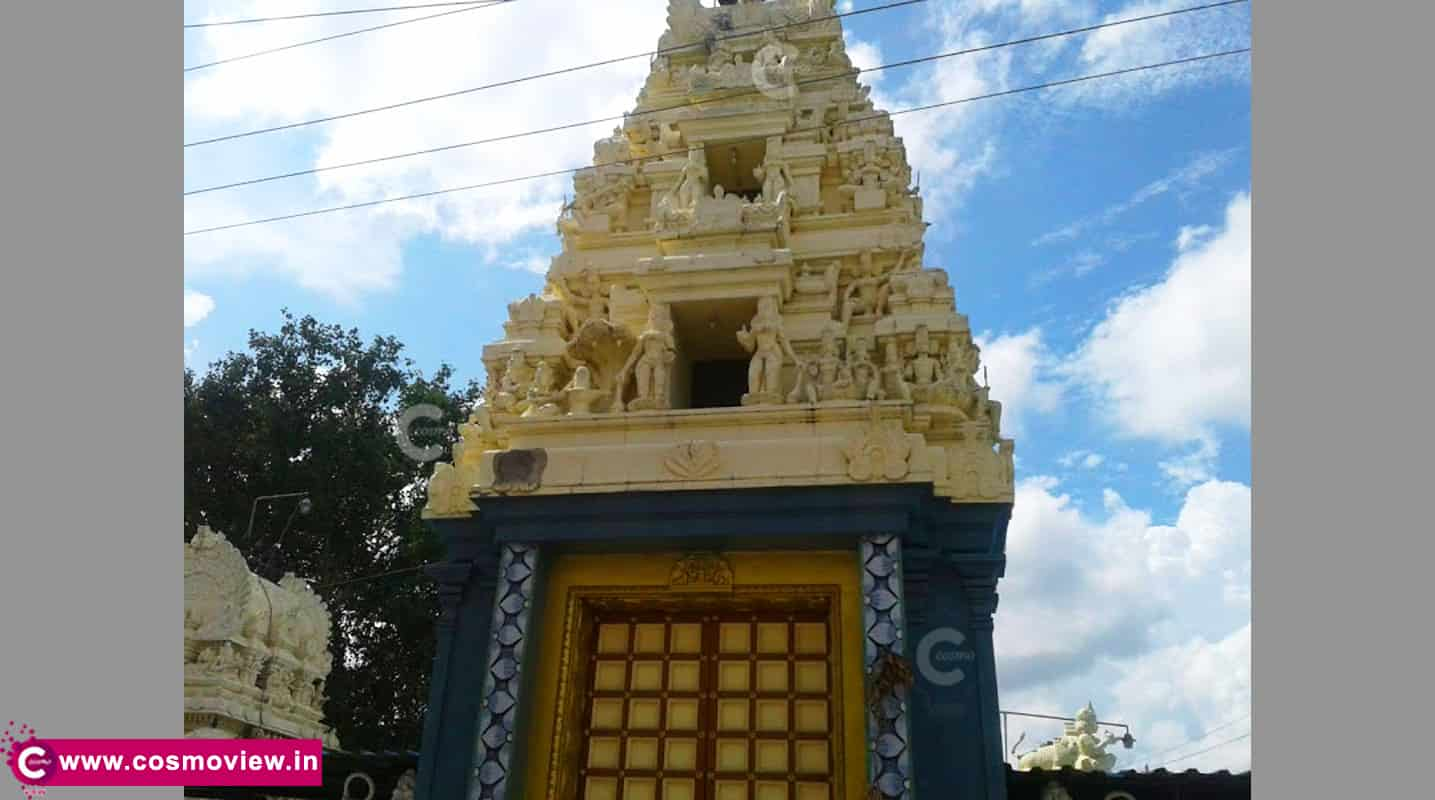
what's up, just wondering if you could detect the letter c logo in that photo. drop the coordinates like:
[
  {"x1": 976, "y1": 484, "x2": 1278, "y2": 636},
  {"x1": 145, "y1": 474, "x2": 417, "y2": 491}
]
[
  {"x1": 916, "y1": 627, "x2": 968, "y2": 687},
  {"x1": 15, "y1": 743, "x2": 57, "y2": 784}
]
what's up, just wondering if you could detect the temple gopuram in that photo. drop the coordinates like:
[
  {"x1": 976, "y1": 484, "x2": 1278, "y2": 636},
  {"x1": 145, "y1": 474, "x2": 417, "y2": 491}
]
[{"x1": 418, "y1": 1, "x2": 1019, "y2": 799}]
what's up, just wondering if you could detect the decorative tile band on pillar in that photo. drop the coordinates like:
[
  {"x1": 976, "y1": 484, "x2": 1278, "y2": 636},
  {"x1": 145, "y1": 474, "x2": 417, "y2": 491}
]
[
  {"x1": 467, "y1": 543, "x2": 540, "y2": 800},
  {"x1": 861, "y1": 534, "x2": 914, "y2": 800}
]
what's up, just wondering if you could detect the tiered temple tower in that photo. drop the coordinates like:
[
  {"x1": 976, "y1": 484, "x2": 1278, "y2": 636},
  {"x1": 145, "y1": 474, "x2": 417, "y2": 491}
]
[{"x1": 418, "y1": 2, "x2": 1015, "y2": 798}]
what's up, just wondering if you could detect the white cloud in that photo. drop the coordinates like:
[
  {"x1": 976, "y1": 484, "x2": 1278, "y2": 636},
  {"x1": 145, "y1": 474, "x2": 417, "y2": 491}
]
[
  {"x1": 182, "y1": 0, "x2": 1248, "y2": 302},
  {"x1": 1066, "y1": 191, "x2": 1250, "y2": 445},
  {"x1": 184, "y1": 0, "x2": 669, "y2": 302},
  {"x1": 183, "y1": 289, "x2": 216, "y2": 327},
  {"x1": 1109, "y1": 623, "x2": 1251, "y2": 771},
  {"x1": 1034, "y1": 148, "x2": 1238, "y2": 246},
  {"x1": 1158, "y1": 436, "x2": 1221, "y2": 489},
  {"x1": 995, "y1": 476, "x2": 1251, "y2": 771},
  {"x1": 1057, "y1": 449, "x2": 1106, "y2": 470},
  {"x1": 865, "y1": 0, "x2": 1246, "y2": 235},
  {"x1": 1072, "y1": 0, "x2": 1252, "y2": 106},
  {"x1": 974, "y1": 328, "x2": 1065, "y2": 438}
]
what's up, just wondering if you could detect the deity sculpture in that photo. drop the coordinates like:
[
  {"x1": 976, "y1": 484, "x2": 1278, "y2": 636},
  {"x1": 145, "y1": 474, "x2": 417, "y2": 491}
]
[
  {"x1": 521, "y1": 359, "x2": 565, "y2": 418},
  {"x1": 754, "y1": 148, "x2": 794, "y2": 205},
  {"x1": 687, "y1": 41, "x2": 746, "y2": 90},
  {"x1": 839, "y1": 137, "x2": 904, "y2": 211},
  {"x1": 945, "y1": 339, "x2": 1003, "y2": 432},
  {"x1": 491, "y1": 350, "x2": 534, "y2": 413},
  {"x1": 840, "y1": 248, "x2": 891, "y2": 325},
  {"x1": 752, "y1": 33, "x2": 798, "y2": 100},
  {"x1": 905, "y1": 325, "x2": 950, "y2": 403},
  {"x1": 736, "y1": 295, "x2": 803, "y2": 405},
  {"x1": 657, "y1": 147, "x2": 709, "y2": 227},
  {"x1": 879, "y1": 337, "x2": 913, "y2": 402},
  {"x1": 815, "y1": 323, "x2": 855, "y2": 401},
  {"x1": 556, "y1": 266, "x2": 610, "y2": 335},
  {"x1": 1016, "y1": 703, "x2": 1121, "y2": 773},
  {"x1": 593, "y1": 171, "x2": 634, "y2": 231},
  {"x1": 847, "y1": 335, "x2": 880, "y2": 401},
  {"x1": 616, "y1": 303, "x2": 677, "y2": 411},
  {"x1": 788, "y1": 360, "x2": 820, "y2": 405},
  {"x1": 561, "y1": 364, "x2": 606, "y2": 415}
]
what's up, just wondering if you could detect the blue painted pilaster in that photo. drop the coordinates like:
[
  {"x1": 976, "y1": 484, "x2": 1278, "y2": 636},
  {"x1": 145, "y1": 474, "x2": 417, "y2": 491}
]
[
  {"x1": 467, "y1": 543, "x2": 541, "y2": 800},
  {"x1": 414, "y1": 551, "x2": 496, "y2": 800},
  {"x1": 903, "y1": 506, "x2": 1010, "y2": 800},
  {"x1": 860, "y1": 534, "x2": 916, "y2": 800}
]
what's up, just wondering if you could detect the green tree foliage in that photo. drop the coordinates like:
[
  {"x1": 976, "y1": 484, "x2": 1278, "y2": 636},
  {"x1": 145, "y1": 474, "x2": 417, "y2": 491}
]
[{"x1": 184, "y1": 310, "x2": 482, "y2": 752}]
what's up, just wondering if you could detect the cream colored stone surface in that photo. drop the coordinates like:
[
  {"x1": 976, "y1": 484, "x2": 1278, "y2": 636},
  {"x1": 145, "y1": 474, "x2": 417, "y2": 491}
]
[
  {"x1": 183, "y1": 526, "x2": 340, "y2": 747},
  {"x1": 424, "y1": 0, "x2": 1013, "y2": 518},
  {"x1": 1016, "y1": 704, "x2": 1123, "y2": 773}
]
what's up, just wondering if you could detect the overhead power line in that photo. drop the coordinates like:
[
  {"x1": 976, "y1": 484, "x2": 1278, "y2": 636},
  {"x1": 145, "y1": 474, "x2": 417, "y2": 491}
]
[
  {"x1": 183, "y1": 0, "x2": 1246, "y2": 194},
  {"x1": 183, "y1": 0, "x2": 515, "y2": 73},
  {"x1": 314, "y1": 563, "x2": 434, "y2": 591},
  {"x1": 186, "y1": 1, "x2": 498, "y2": 28},
  {"x1": 1138, "y1": 713, "x2": 1251, "y2": 765},
  {"x1": 183, "y1": 0, "x2": 930, "y2": 147},
  {"x1": 182, "y1": 47, "x2": 1250, "y2": 237},
  {"x1": 1151, "y1": 732, "x2": 1251, "y2": 771}
]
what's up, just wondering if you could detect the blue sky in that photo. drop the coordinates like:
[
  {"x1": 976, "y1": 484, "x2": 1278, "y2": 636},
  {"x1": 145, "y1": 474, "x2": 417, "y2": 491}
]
[{"x1": 184, "y1": 0, "x2": 1252, "y2": 771}]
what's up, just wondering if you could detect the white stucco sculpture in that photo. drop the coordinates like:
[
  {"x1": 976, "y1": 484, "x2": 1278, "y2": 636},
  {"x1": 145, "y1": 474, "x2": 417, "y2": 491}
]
[
  {"x1": 737, "y1": 295, "x2": 804, "y2": 406},
  {"x1": 1016, "y1": 703, "x2": 1121, "y2": 773},
  {"x1": 184, "y1": 526, "x2": 339, "y2": 747}
]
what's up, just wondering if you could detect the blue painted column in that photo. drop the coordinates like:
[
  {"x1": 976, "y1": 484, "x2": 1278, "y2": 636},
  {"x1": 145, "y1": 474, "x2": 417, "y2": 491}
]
[
  {"x1": 467, "y1": 543, "x2": 541, "y2": 800},
  {"x1": 903, "y1": 540, "x2": 1008, "y2": 800},
  {"x1": 860, "y1": 534, "x2": 916, "y2": 800},
  {"x1": 415, "y1": 551, "x2": 494, "y2": 800}
]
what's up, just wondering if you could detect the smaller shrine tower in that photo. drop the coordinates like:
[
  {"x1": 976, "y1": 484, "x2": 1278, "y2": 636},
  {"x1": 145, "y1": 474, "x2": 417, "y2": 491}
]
[{"x1": 418, "y1": 2, "x2": 1015, "y2": 799}]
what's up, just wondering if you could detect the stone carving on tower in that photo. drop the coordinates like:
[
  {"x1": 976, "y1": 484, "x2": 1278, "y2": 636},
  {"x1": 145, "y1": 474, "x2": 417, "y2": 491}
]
[
  {"x1": 183, "y1": 527, "x2": 340, "y2": 747},
  {"x1": 423, "y1": 0, "x2": 1015, "y2": 519}
]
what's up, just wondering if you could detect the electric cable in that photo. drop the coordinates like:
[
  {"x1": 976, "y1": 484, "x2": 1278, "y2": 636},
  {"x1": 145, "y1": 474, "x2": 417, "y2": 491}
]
[
  {"x1": 184, "y1": 0, "x2": 1247, "y2": 194},
  {"x1": 182, "y1": 47, "x2": 1250, "y2": 236}
]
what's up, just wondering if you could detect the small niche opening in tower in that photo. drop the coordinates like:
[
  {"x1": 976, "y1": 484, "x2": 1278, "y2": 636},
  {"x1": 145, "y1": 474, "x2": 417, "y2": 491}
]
[
  {"x1": 671, "y1": 298, "x2": 759, "y2": 410},
  {"x1": 704, "y1": 139, "x2": 766, "y2": 203}
]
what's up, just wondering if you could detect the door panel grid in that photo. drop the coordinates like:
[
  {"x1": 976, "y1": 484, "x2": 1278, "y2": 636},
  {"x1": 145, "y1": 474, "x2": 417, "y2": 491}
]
[{"x1": 579, "y1": 613, "x2": 835, "y2": 800}]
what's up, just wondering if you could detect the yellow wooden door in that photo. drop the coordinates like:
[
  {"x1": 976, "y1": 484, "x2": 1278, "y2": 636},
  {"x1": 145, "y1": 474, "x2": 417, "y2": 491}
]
[{"x1": 578, "y1": 614, "x2": 837, "y2": 800}]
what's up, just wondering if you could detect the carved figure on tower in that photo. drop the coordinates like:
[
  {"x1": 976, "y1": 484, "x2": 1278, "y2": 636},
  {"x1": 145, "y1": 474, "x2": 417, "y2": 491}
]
[
  {"x1": 848, "y1": 335, "x2": 880, "y2": 401},
  {"x1": 754, "y1": 140, "x2": 795, "y2": 206},
  {"x1": 492, "y1": 350, "x2": 534, "y2": 413},
  {"x1": 616, "y1": 302, "x2": 678, "y2": 411},
  {"x1": 554, "y1": 267, "x2": 610, "y2": 336},
  {"x1": 657, "y1": 146, "x2": 710, "y2": 227},
  {"x1": 945, "y1": 338, "x2": 1003, "y2": 433},
  {"x1": 879, "y1": 336, "x2": 913, "y2": 402},
  {"x1": 522, "y1": 359, "x2": 565, "y2": 418},
  {"x1": 840, "y1": 248, "x2": 891, "y2": 325},
  {"x1": 816, "y1": 322, "x2": 856, "y2": 401},
  {"x1": 905, "y1": 324, "x2": 951, "y2": 403},
  {"x1": 737, "y1": 295, "x2": 804, "y2": 406},
  {"x1": 561, "y1": 363, "x2": 606, "y2": 415}
]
